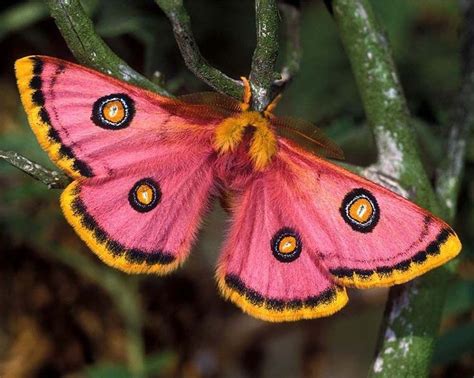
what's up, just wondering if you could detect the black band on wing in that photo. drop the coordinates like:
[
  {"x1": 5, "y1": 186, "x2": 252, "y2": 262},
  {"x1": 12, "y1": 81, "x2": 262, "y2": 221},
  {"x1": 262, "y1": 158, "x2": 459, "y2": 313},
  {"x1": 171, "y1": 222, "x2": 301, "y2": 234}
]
[
  {"x1": 70, "y1": 185, "x2": 175, "y2": 266},
  {"x1": 329, "y1": 228, "x2": 453, "y2": 280},
  {"x1": 29, "y1": 57, "x2": 94, "y2": 177},
  {"x1": 224, "y1": 274, "x2": 340, "y2": 312}
]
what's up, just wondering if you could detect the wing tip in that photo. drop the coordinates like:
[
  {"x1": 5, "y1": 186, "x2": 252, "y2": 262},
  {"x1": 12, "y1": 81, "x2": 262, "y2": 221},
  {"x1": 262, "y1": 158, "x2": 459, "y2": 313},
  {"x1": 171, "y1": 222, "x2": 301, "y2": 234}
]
[
  {"x1": 14, "y1": 55, "x2": 40, "y2": 74},
  {"x1": 14, "y1": 55, "x2": 91, "y2": 179},
  {"x1": 216, "y1": 271, "x2": 348, "y2": 322},
  {"x1": 331, "y1": 229, "x2": 462, "y2": 289},
  {"x1": 60, "y1": 181, "x2": 184, "y2": 275}
]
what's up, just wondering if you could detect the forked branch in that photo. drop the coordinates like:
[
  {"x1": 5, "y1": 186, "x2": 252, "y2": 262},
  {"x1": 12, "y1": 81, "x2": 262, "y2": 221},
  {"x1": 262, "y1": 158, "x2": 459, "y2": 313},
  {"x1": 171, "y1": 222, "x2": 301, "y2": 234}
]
[{"x1": 155, "y1": 0, "x2": 243, "y2": 99}]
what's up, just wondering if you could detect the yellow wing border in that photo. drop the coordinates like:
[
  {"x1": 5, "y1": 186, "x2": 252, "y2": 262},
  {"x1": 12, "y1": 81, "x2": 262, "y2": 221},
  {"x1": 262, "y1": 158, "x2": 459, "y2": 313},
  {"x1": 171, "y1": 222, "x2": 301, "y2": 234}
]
[
  {"x1": 15, "y1": 56, "x2": 93, "y2": 179},
  {"x1": 216, "y1": 271, "x2": 348, "y2": 322},
  {"x1": 329, "y1": 228, "x2": 462, "y2": 288},
  {"x1": 60, "y1": 181, "x2": 183, "y2": 275}
]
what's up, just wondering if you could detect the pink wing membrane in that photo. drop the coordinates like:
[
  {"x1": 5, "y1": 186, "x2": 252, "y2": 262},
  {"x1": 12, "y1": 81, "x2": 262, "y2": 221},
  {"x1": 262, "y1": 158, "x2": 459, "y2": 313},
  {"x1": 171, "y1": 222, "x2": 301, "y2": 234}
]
[
  {"x1": 17, "y1": 55, "x2": 220, "y2": 178},
  {"x1": 15, "y1": 55, "x2": 225, "y2": 274},
  {"x1": 276, "y1": 140, "x2": 461, "y2": 288},
  {"x1": 61, "y1": 147, "x2": 215, "y2": 274},
  {"x1": 217, "y1": 154, "x2": 348, "y2": 322},
  {"x1": 16, "y1": 55, "x2": 461, "y2": 318},
  {"x1": 217, "y1": 139, "x2": 460, "y2": 320}
]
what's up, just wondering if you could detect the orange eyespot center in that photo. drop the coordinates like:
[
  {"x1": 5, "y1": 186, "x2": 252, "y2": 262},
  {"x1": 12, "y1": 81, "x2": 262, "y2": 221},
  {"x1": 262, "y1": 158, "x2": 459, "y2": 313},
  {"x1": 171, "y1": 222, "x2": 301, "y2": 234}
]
[
  {"x1": 102, "y1": 100, "x2": 125, "y2": 123},
  {"x1": 278, "y1": 236, "x2": 298, "y2": 254},
  {"x1": 348, "y1": 198, "x2": 373, "y2": 223},
  {"x1": 135, "y1": 184, "x2": 154, "y2": 205}
]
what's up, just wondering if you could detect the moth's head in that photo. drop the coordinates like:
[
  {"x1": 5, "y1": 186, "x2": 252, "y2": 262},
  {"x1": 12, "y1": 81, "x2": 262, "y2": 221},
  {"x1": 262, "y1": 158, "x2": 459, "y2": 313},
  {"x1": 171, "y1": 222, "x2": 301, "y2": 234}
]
[{"x1": 212, "y1": 78, "x2": 282, "y2": 171}]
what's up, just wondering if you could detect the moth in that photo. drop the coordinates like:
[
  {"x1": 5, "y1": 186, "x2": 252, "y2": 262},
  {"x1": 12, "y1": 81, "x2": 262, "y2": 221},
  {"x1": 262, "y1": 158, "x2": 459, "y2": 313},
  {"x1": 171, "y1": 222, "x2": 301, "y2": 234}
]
[{"x1": 15, "y1": 56, "x2": 461, "y2": 322}]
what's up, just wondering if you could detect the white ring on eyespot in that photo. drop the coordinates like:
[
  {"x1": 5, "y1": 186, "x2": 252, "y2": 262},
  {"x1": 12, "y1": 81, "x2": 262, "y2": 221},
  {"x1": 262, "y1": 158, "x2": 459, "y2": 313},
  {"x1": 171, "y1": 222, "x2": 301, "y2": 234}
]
[
  {"x1": 98, "y1": 97, "x2": 129, "y2": 128},
  {"x1": 344, "y1": 193, "x2": 377, "y2": 227}
]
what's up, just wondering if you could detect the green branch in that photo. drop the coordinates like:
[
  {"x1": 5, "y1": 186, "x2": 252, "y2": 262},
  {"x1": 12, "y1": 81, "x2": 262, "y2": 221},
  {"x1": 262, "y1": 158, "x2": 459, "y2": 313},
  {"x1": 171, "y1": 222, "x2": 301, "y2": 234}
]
[
  {"x1": 249, "y1": 0, "x2": 280, "y2": 111},
  {"x1": 155, "y1": 0, "x2": 243, "y2": 99},
  {"x1": 45, "y1": 0, "x2": 169, "y2": 96},
  {"x1": 0, "y1": 150, "x2": 70, "y2": 188},
  {"x1": 330, "y1": 0, "x2": 466, "y2": 376}
]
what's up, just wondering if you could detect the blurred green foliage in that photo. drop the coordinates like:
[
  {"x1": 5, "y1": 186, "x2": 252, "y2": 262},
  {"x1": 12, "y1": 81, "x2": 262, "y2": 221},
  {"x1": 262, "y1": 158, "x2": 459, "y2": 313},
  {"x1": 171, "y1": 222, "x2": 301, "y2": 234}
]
[{"x1": 85, "y1": 351, "x2": 177, "y2": 378}]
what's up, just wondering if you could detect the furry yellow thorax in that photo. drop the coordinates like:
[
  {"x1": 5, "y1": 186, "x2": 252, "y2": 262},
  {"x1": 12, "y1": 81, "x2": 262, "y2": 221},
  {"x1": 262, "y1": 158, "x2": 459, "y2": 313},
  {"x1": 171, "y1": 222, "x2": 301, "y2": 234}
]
[
  {"x1": 213, "y1": 78, "x2": 278, "y2": 171},
  {"x1": 213, "y1": 111, "x2": 277, "y2": 170}
]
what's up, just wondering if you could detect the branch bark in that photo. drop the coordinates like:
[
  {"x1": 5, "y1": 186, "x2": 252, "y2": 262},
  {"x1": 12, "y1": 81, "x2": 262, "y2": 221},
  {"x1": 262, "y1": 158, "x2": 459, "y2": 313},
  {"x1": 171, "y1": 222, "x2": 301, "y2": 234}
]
[
  {"x1": 249, "y1": 0, "x2": 280, "y2": 111},
  {"x1": 0, "y1": 150, "x2": 70, "y2": 188}
]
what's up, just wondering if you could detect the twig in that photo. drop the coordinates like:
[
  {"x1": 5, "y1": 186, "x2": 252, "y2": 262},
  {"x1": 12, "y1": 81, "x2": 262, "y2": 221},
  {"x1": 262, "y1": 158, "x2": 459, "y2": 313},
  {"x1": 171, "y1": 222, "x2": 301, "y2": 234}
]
[
  {"x1": 44, "y1": 0, "x2": 170, "y2": 96},
  {"x1": 274, "y1": 2, "x2": 302, "y2": 89},
  {"x1": 0, "y1": 150, "x2": 70, "y2": 189},
  {"x1": 155, "y1": 0, "x2": 243, "y2": 99},
  {"x1": 249, "y1": 0, "x2": 280, "y2": 111},
  {"x1": 329, "y1": 0, "x2": 463, "y2": 376}
]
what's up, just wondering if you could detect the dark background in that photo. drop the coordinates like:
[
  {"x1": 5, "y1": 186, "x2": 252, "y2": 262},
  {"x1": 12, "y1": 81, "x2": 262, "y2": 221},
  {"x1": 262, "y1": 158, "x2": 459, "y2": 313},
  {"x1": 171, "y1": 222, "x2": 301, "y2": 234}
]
[{"x1": 0, "y1": 0, "x2": 472, "y2": 377}]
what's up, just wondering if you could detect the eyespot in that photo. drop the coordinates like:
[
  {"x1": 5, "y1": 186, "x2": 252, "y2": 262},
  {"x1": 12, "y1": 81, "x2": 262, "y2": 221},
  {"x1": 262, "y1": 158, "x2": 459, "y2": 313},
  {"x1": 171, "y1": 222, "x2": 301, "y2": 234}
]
[
  {"x1": 129, "y1": 178, "x2": 161, "y2": 212},
  {"x1": 92, "y1": 93, "x2": 135, "y2": 130},
  {"x1": 340, "y1": 188, "x2": 379, "y2": 233},
  {"x1": 271, "y1": 228, "x2": 302, "y2": 263}
]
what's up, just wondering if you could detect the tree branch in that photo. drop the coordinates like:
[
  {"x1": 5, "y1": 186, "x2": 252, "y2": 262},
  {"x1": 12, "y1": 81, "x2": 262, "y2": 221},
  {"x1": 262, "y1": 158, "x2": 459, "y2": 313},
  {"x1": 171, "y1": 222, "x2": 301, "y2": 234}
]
[
  {"x1": 155, "y1": 0, "x2": 243, "y2": 99},
  {"x1": 0, "y1": 150, "x2": 70, "y2": 188},
  {"x1": 44, "y1": 0, "x2": 170, "y2": 96},
  {"x1": 329, "y1": 0, "x2": 464, "y2": 376},
  {"x1": 249, "y1": 0, "x2": 280, "y2": 111}
]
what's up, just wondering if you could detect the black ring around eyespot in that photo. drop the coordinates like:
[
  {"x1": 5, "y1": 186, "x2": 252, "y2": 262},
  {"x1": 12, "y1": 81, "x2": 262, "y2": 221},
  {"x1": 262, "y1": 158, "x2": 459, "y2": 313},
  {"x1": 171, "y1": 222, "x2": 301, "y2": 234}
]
[
  {"x1": 91, "y1": 93, "x2": 135, "y2": 130},
  {"x1": 128, "y1": 178, "x2": 161, "y2": 213},
  {"x1": 339, "y1": 188, "x2": 380, "y2": 233},
  {"x1": 271, "y1": 227, "x2": 302, "y2": 263}
]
